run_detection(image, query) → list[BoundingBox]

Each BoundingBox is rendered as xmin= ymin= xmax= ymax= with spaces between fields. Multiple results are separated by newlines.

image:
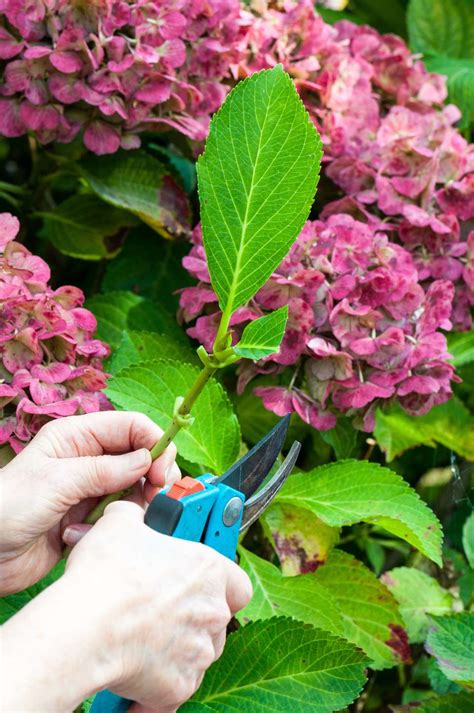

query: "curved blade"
xmin=214 ymin=415 xmax=291 ymax=498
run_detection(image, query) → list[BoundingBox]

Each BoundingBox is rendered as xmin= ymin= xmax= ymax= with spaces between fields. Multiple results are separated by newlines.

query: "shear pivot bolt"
xmin=222 ymin=497 xmax=243 ymax=527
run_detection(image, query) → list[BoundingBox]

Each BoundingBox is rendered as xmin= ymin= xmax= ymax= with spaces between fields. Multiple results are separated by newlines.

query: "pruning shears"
xmin=91 ymin=415 xmax=300 ymax=713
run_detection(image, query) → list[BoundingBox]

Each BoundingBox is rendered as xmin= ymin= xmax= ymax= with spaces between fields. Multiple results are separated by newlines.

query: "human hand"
xmin=0 ymin=411 xmax=181 ymax=595
xmin=65 ymin=500 xmax=253 ymax=712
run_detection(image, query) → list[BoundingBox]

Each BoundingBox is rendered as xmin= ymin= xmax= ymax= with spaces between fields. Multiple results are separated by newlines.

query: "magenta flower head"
xmin=0 ymin=213 xmax=110 ymax=454
xmin=181 ymin=215 xmax=460 ymax=432
xmin=0 ymin=0 xmax=248 ymax=152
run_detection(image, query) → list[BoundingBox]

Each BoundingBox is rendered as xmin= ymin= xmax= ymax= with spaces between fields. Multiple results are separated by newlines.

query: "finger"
xmin=103 ymin=500 xmax=145 ymax=521
xmin=62 ymin=497 xmax=100 ymax=529
xmin=212 ymin=629 xmax=227 ymax=661
xmin=144 ymin=464 xmax=181 ymax=503
xmin=147 ymin=443 xmax=180 ymax=488
xmin=62 ymin=523 xmax=92 ymax=547
xmin=34 ymin=412 xmax=165 ymax=458
xmin=223 ymin=562 xmax=253 ymax=614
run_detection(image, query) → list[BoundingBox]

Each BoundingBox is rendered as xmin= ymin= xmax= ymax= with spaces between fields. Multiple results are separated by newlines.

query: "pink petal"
xmin=83 ymin=121 xmax=121 ymax=155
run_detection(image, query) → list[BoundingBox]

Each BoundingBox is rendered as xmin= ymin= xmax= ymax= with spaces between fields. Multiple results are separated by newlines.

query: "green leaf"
xmin=428 ymin=658 xmax=462 ymax=695
xmin=182 ymin=618 xmax=367 ymax=713
xmin=374 ymin=398 xmax=474 ymax=462
xmin=277 ymin=460 xmax=443 ymax=565
xmin=86 ymin=291 xmax=187 ymax=351
xmin=102 ymin=226 xmax=193 ymax=309
xmin=426 ymin=613 xmax=474 ymax=689
xmin=320 ymin=417 xmax=359 ymax=460
xmin=448 ymin=330 xmax=474 ymax=369
xmin=392 ymin=691 xmax=474 ymax=713
xmin=234 ymin=306 xmax=288 ymax=360
xmin=106 ymin=359 xmax=240 ymax=473
xmin=108 ymin=330 xmax=197 ymax=374
xmin=462 ymin=513 xmax=474 ymax=568
xmin=197 ymin=65 xmax=321 ymax=317
xmin=424 ymin=56 xmax=474 ymax=129
xmin=408 ymin=0 xmax=474 ymax=59
xmin=41 ymin=194 xmax=136 ymax=260
xmin=261 ymin=502 xmax=340 ymax=575
xmin=381 ymin=567 xmax=454 ymax=643
xmin=80 ymin=150 xmax=190 ymax=238
xmin=0 ymin=561 xmax=65 ymax=625
xmin=366 ymin=540 xmax=385 ymax=576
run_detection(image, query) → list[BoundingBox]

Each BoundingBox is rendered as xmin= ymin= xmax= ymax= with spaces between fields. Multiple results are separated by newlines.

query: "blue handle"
xmin=90 ymin=477 xmax=244 ymax=712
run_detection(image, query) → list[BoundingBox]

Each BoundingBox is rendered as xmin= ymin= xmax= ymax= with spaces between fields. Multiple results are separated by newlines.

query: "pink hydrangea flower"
xmin=0 ymin=213 xmax=110 ymax=454
xmin=181 ymin=214 xmax=460 ymax=432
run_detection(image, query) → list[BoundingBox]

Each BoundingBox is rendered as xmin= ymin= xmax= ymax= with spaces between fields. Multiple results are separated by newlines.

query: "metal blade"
xmin=240 ymin=441 xmax=301 ymax=532
xmin=212 ymin=415 xmax=291 ymax=499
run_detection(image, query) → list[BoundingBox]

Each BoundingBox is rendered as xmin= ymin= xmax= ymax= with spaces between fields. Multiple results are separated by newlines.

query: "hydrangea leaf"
xmin=0 ymin=561 xmax=64 ymax=625
xmin=381 ymin=567 xmax=454 ymax=643
xmin=261 ymin=502 xmax=340 ymax=575
xmin=197 ymin=65 xmax=321 ymax=316
xmin=86 ymin=291 xmax=187 ymax=351
xmin=447 ymin=328 xmax=474 ymax=368
xmin=276 ymin=460 xmax=443 ymax=565
xmin=320 ymin=417 xmax=360 ymax=460
xmin=238 ymin=548 xmax=407 ymax=669
xmin=408 ymin=0 xmax=474 ymax=59
xmin=462 ymin=513 xmax=474 ymax=569
xmin=426 ymin=613 xmax=474 ymax=689
xmin=106 ymin=359 xmax=240 ymax=474
xmin=424 ymin=56 xmax=474 ymax=129
xmin=80 ymin=150 xmax=190 ymax=238
xmin=427 ymin=658 xmax=462 ymax=695
xmin=182 ymin=618 xmax=368 ymax=713
xmin=41 ymin=194 xmax=136 ymax=260
xmin=234 ymin=306 xmax=288 ymax=360
xmin=108 ymin=331 xmax=197 ymax=374
xmin=392 ymin=691 xmax=474 ymax=713
xmin=374 ymin=399 xmax=474 ymax=462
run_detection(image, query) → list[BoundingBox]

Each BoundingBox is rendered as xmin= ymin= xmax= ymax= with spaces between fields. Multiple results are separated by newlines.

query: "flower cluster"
xmin=0 ymin=213 xmax=110 ymax=453
xmin=181 ymin=216 xmax=461 ymax=431
xmin=240 ymin=0 xmax=474 ymax=330
xmin=0 ymin=0 xmax=247 ymax=152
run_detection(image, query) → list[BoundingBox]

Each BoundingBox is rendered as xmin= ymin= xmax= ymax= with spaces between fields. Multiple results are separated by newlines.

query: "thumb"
xmin=55 ymin=448 xmax=152 ymax=504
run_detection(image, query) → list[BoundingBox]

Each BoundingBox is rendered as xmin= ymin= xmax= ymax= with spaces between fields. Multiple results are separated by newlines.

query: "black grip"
xmin=145 ymin=494 xmax=183 ymax=535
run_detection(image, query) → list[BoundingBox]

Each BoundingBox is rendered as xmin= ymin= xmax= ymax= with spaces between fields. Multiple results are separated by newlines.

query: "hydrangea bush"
xmin=0 ymin=213 xmax=110 ymax=453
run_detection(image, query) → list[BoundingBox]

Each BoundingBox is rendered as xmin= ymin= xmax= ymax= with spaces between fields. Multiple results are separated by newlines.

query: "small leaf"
xmin=198 ymin=65 xmax=321 ymax=316
xmin=381 ymin=567 xmax=454 ymax=643
xmin=320 ymin=417 xmax=359 ymax=459
xmin=106 ymin=359 xmax=240 ymax=473
xmin=392 ymin=691 xmax=474 ymax=713
xmin=41 ymin=194 xmax=135 ymax=260
xmin=428 ymin=658 xmax=462 ymax=695
xmin=86 ymin=291 xmax=187 ymax=351
xmin=182 ymin=618 xmax=368 ymax=713
xmin=462 ymin=512 xmax=474 ymax=569
xmin=108 ymin=331 xmax=197 ymax=374
xmin=366 ymin=541 xmax=385 ymax=575
xmin=277 ymin=460 xmax=443 ymax=565
xmin=234 ymin=306 xmax=288 ymax=360
xmin=0 ymin=561 xmax=65 ymax=624
xmin=261 ymin=502 xmax=339 ymax=575
xmin=426 ymin=613 xmax=474 ymax=689
xmin=374 ymin=399 xmax=474 ymax=462
xmin=408 ymin=0 xmax=474 ymax=59
xmin=447 ymin=329 xmax=474 ymax=368
xmin=80 ymin=150 xmax=190 ymax=238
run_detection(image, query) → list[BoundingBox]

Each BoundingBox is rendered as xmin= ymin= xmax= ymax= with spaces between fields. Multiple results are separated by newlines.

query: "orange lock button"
xmin=167 ymin=476 xmax=206 ymax=500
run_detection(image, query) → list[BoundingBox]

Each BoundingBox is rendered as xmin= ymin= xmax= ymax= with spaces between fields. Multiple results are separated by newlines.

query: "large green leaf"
xmin=381 ymin=567 xmax=454 ymax=643
xmin=261 ymin=502 xmax=340 ymax=575
xmin=426 ymin=613 xmax=474 ymax=689
xmin=108 ymin=331 xmax=197 ymax=374
xmin=80 ymin=150 xmax=190 ymax=238
xmin=448 ymin=329 xmax=474 ymax=368
xmin=41 ymin=194 xmax=135 ymax=260
xmin=234 ymin=306 xmax=288 ymax=360
xmin=408 ymin=0 xmax=474 ymax=58
xmin=182 ymin=618 xmax=367 ymax=713
xmin=86 ymin=291 xmax=187 ymax=351
xmin=374 ymin=399 xmax=474 ymax=462
xmin=197 ymin=65 xmax=321 ymax=316
xmin=277 ymin=460 xmax=443 ymax=565
xmin=424 ymin=56 xmax=474 ymax=129
xmin=462 ymin=513 xmax=474 ymax=569
xmin=239 ymin=548 xmax=407 ymax=669
xmin=0 ymin=561 xmax=65 ymax=625
xmin=392 ymin=691 xmax=474 ymax=713
xmin=106 ymin=360 xmax=240 ymax=473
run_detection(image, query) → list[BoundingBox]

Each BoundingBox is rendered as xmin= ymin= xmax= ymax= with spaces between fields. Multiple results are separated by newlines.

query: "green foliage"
xmin=106 ymin=359 xmax=240 ymax=473
xmin=277 ymin=460 xmax=443 ymax=565
xmin=108 ymin=331 xmax=197 ymax=374
xmin=182 ymin=618 xmax=368 ymax=713
xmin=80 ymin=150 xmax=190 ymax=237
xmin=462 ymin=512 xmax=474 ymax=569
xmin=320 ymin=418 xmax=360 ymax=460
xmin=374 ymin=399 xmax=474 ymax=462
xmin=408 ymin=0 xmax=474 ymax=127
xmin=0 ymin=561 xmax=64 ymax=625
xmin=448 ymin=330 xmax=474 ymax=367
xmin=393 ymin=691 xmax=474 ymax=712
xmin=382 ymin=568 xmax=454 ymax=643
xmin=234 ymin=306 xmax=288 ymax=360
xmin=197 ymin=65 xmax=321 ymax=321
xmin=41 ymin=194 xmax=136 ymax=260
xmin=426 ymin=613 xmax=474 ymax=688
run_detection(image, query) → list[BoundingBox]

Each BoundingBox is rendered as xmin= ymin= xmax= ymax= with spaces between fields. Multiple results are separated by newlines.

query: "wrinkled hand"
xmin=0 ymin=412 xmax=181 ymax=594
xmin=65 ymin=501 xmax=253 ymax=713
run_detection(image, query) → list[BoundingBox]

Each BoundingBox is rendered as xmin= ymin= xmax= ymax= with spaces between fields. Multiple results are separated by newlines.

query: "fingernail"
xmin=165 ymin=462 xmax=181 ymax=484
xmin=63 ymin=524 xmax=91 ymax=546
xmin=130 ymin=448 xmax=151 ymax=469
